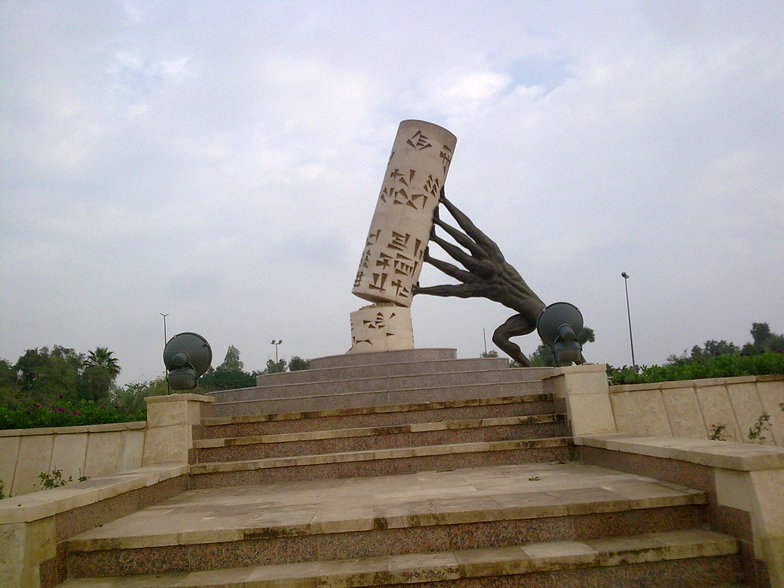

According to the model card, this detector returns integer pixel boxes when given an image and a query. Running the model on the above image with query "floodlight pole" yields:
[161,313,170,393]
[271,340,283,363]
[160,313,169,346]
[621,273,636,368]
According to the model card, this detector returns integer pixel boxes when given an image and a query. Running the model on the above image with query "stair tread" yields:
[191,437,574,473]
[59,528,738,587]
[211,380,541,404]
[68,463,705,552]
[203,393,552,426]
[195,413,565,448]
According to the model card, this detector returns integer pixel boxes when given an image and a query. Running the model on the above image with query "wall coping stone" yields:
[0,463,187,524]
[610,373,783,393]
[575,433,784,471]
[145,393,214,404]
[0,420,146,438]
[546,363,605,378]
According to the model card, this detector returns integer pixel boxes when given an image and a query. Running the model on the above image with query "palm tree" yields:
[84,347,121,383]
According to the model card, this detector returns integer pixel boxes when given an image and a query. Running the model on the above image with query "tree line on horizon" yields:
[0,344,310,416]
[1,321,781,419]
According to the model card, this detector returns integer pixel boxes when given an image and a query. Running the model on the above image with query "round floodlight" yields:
[536,302,585,366]
[163,332,212,389]
[537,302,584,345]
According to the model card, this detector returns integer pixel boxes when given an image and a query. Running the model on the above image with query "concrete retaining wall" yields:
[0,421,147,497]
[609,374,784,446]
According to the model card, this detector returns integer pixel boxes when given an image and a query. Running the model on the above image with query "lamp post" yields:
[620,273,636,369]
[160,313,170,392]
[271,339,283,363]
[160,313,169,346]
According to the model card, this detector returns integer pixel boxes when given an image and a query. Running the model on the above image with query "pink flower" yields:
[71,411,79,416]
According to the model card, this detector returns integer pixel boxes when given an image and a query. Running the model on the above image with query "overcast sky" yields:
[1,1,782,385]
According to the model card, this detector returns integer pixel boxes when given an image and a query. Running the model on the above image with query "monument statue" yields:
[413,189,546,367]
[349,119,585,366]
[348,120,457,353]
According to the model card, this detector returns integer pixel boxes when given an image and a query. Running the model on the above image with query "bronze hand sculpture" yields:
[413,189,545,367]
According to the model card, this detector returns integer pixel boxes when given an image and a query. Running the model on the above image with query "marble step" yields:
[212,367,546,403]
[203,394,557,439]
[209,380,544,417]
[64,463,714,580]
[255,356,525,387]
[59,529,742,587]
[308,348,458,369]
[194,414,568,463]
[188,437,576,488]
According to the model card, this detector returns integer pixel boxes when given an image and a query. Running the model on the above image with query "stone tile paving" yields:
[69,462,703,550]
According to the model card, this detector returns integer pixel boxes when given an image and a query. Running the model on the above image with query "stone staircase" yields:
[57,349,747,587]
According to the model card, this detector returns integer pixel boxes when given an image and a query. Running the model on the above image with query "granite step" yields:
[211,369,545,404]
[308,348,458,369]
[254,356,531,387]
[194,414,568,463]
[58,529,743,587]
[203,394,557,439]
[63,463,720,581]
[189,437,575,488]
[209,380,545,417]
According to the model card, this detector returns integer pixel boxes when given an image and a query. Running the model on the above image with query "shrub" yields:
[607,351,784,385]
[0,399,145,430]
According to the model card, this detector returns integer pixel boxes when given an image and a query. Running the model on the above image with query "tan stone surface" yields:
[662,387,706,439]
[574,433,784,471]
[146,398,189,428]
[715,468,754,511]
[12,434,53,495]
[119,429,145,471]
[567,393,616,435]
[609,391,634,433]
[50,432,88,483]
[85,431,124,478]
[757,380,784,446]
[68,462,705,551]
[143,424,189,465]
[352,120,457,307]
[729,383,769,444]
[0,516,56,588]
[348,303,414,353]
[57,526,741,587]
[0,436,20,494]
[625,389,672,436]
[696,385,742,441]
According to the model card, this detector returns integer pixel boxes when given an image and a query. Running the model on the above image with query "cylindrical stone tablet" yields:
[352,120,457,307]
[348,303,414,354]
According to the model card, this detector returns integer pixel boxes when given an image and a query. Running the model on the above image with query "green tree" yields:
[114,377,169,413]
[14,346,83,403]
[221,345,243,371]
[742,322,784,355]
[288,356,310,371]
[264,358,287,373]
[78,366,113,402]
[198,346,257,391]
[0,359,22,408]
[79,347,121,402]
[84,347,121,381]
[480,350,499,358]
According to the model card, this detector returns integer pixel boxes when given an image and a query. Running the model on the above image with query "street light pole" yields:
[160,313,170,392]
[160,313,169,346]
[621,273,636,368]
[271,340,283,363]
